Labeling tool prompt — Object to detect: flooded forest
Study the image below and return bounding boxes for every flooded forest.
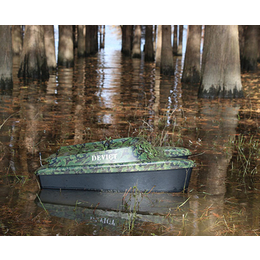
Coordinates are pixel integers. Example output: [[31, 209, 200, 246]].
[[1, 25, 260, 239]]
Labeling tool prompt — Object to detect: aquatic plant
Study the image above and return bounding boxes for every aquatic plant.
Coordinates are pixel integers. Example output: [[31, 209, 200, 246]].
[[231, 134, 259, 176], [122, 186, 142, 235]]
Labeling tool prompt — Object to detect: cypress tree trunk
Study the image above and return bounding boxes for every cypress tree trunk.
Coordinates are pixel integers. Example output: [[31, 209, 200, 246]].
[[0, 25, 13, 89], [18, 25, 49, 81], [241, 25, 258, 72], [93, 25, 98, 53], [155, 25, 162, 67], [77, 25, 85, 57], [58, 25, 74, 67], [182, 25, 202, 83], [12, 25, 23, 56], [153, 25, 157, 52], [238, 25, 245, 62], [257, 26, 260, 62], [161, 25, 174, 75], [177, 25, 183, 56], [144, 25, 154, 61], [132, 25, 141, 58], [121, 25, 132, 56], [172, 25, 178, 55], [85, 25, 91, 56], [100, 25, 105, 49], [86, 26, 98, 55], [199, 25, 243, 98], [44, 25, 56, 71]]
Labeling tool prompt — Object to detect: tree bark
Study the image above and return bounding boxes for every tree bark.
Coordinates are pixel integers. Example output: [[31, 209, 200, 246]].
[[199, 25, 243, 98], [177, 25, 183, 56], [0, 25, 13, 89], [257, 26, 260, 62], [182, 25, 202, 83], [77, 25, 85, 57], [241, 25, 258, 72], [86, 25, 98, 56], [238, 25, 245, 62], [121, 25, 132, 56], [131, 25, 141, 58], [172, 25, 178, 55], [12, 25, 23, 56], [44, 25, 56, 71], [18, 25, 49, 81], [85, 25, 91, 56], [144, 25, 154, 62], [161, 25, 174, 75], [58, 25, 74, 67], [92, 25, 98, 54], [155, 25, 162, 67]]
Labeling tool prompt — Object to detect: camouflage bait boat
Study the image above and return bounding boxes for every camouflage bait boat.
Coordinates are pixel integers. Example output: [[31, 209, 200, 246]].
[[36, 137, 194, 192]]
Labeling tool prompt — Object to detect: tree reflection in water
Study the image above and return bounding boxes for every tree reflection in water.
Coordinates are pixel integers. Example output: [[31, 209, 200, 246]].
[[0, 44, 260, 236]]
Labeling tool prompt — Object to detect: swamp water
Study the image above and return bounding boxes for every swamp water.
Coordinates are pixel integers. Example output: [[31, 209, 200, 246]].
[[1, 46, 260, 236]]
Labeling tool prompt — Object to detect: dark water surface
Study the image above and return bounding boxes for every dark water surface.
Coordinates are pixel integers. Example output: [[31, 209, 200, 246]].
[[1, 44, 260, 236]]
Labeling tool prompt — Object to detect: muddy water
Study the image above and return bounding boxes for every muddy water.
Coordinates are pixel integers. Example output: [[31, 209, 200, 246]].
[[1, 45, 260, 236]]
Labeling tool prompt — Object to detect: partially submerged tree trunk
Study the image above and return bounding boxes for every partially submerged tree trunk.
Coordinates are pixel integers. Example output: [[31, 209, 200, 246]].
[[199, 25, 243, 98], [182, 25, 202, 83], [121, 25, 132, 56], [161, 25, 174, 75], [144, 25, 154, 61], [155, 25, 162, 67], [44, 25, 56, 71], [131, 25, 141, 58], [18, 25, 49, 81], [241, 25, 258, 72], [172, 25, 178, 55], [0, 25, 13, 89], [77, 25, 85, 57], [177, 25, 183, 56], [58, 25, 74, 67], [258, 26, 260, 62], [86, 25, 98, 56], [99, 25, 105, 49], [93, 25, 98, 54], [238, 25, 245, 62], [12, 25, 23, 56]]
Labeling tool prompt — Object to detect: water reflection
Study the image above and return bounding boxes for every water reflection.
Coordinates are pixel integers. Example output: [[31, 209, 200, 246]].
[[1, 45, 260, 236]]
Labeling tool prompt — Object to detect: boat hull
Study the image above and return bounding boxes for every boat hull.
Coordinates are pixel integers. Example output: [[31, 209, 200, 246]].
[[38, 168, 192, 192]]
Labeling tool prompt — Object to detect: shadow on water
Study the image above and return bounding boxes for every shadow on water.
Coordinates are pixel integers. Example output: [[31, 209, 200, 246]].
[[1, 46, 260, 236]]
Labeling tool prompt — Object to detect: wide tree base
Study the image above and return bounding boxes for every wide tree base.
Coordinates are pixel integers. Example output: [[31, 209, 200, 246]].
[[160, 66, 174, 75], [0, 78, 13, 93], [57, 60, 74, 68], [18, 64, 49, 82], [181, 68, 200, 84], [241, 57, 257, 72], [198, 85, 244, 99]]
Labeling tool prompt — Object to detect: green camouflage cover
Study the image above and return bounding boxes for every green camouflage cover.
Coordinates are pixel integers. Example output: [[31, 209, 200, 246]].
[[36, 137, 194, 176]]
